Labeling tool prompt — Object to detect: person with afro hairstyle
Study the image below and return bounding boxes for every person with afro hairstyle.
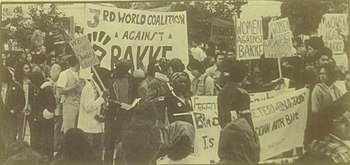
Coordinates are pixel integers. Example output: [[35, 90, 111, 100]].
[[51, 128, 100, 165], [120, 121, 161, 165]]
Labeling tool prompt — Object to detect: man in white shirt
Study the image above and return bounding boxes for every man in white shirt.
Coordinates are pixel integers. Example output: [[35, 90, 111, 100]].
[[206, 52, 226, 95], [57, 55, 85, 133]]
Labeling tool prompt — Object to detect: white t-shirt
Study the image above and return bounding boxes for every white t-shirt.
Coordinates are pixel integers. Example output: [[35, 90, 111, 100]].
[[57, 68, 79, 88]]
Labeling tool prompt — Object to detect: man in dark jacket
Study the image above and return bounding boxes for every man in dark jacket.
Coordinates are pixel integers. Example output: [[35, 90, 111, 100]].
[[0, 64, 25, 148], [217, 59, 254, 129], [28, 71, 56, 160]]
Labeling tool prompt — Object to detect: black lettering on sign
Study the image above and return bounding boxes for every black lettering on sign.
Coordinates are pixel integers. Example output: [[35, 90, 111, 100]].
[[87, 9, 100, 28]]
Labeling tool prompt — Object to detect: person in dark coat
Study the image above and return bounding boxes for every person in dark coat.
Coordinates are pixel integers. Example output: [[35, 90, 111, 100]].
[[218, 119, 260, 164], [28, 71, 56, 160], [104, 59, 137, 165], [0, 64, 25, 149], [165, 72, 193, 124], [217, 59, 254, 129]]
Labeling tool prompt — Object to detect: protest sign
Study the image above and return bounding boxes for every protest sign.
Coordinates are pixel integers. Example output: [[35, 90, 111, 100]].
[[318, 14, 348, 54], [191, 111, 220, 163], [69, 35, 100, 69], [191, 87, 308, 161], [83, 4, 188, 71], [249, 88, 295, 104], [236, 17, 263, 60], [251, 88, 309, 160], [209, 18, 235, 51], [264, 18, 294, 58]]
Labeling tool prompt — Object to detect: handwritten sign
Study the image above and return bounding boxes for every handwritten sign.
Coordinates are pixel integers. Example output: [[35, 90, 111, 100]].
[[236, 17, 263, 60], [69, 35, 100, 69]]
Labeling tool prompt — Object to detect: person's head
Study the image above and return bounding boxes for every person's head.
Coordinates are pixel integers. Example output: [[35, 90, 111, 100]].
[[5, 56, 17, 69], [187, 59, 205, 78], [114, 59, 132, 77], [46, 55, 56, 66], [4, 141, 31, 159], [215, 52, 226, 67], [305, 37, 325, 56], [316, 100, 350, 140], [61, 128, 97, 161], [292, 37, 302, 48], [92, 67, 110, 89], [121, 121, 161, 165], [49, 64, 61, 82], [318, 64, 337, 86], [26, 54, 32, 63], [191, 40, 199, 47], [67, 55, 80, 71], [14, 62, 32, 82], [75, 26, 82, 34], [228, 60, 248, 83], [315, 47, 332, 67], [155, 58, 173, 77], [166, 121, 195, 161], [4, 149, 42, 165], [0, 64, 13, 83], [30, 70, 45, 88], [170, 72, 189, 94], [170, 58, 185, 72], [132, 101, 159, 125], [31, 54, 46, 65], [218, 119, 260, 164]]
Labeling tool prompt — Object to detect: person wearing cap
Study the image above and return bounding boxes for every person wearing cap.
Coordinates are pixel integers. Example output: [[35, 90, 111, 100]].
[[145, 58, 173, 101], [57, 55, 85, 133], [165, 72, 193, 124], [104, 59, 136, 164]]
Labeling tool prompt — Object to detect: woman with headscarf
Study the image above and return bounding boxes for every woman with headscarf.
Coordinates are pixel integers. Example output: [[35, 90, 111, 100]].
[[145, 58, 173, 101], [165, 72, 193, 124], [158, 121, 209, 164]]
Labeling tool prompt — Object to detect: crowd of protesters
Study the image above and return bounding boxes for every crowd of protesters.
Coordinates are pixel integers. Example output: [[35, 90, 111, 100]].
[[0, 32, 349, 165]]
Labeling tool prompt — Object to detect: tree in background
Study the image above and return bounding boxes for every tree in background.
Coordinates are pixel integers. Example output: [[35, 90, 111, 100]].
[[6, 3, 67, 52], [280, 0, 328, 36]]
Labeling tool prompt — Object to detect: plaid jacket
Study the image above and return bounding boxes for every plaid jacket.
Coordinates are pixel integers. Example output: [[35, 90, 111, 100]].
[[306, 134, 350, 163]]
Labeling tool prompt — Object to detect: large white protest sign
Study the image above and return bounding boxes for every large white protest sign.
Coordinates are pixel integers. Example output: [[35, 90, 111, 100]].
[[251, 88, 309, 160], [190, 88, 308, 161], [69, 35, 100, 69], [236, 17, 263, 60], [264, 18, 294, 58], [318, 14, 348, 54], [249, 88, 295, 104], [83, 4, 188, 71]]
